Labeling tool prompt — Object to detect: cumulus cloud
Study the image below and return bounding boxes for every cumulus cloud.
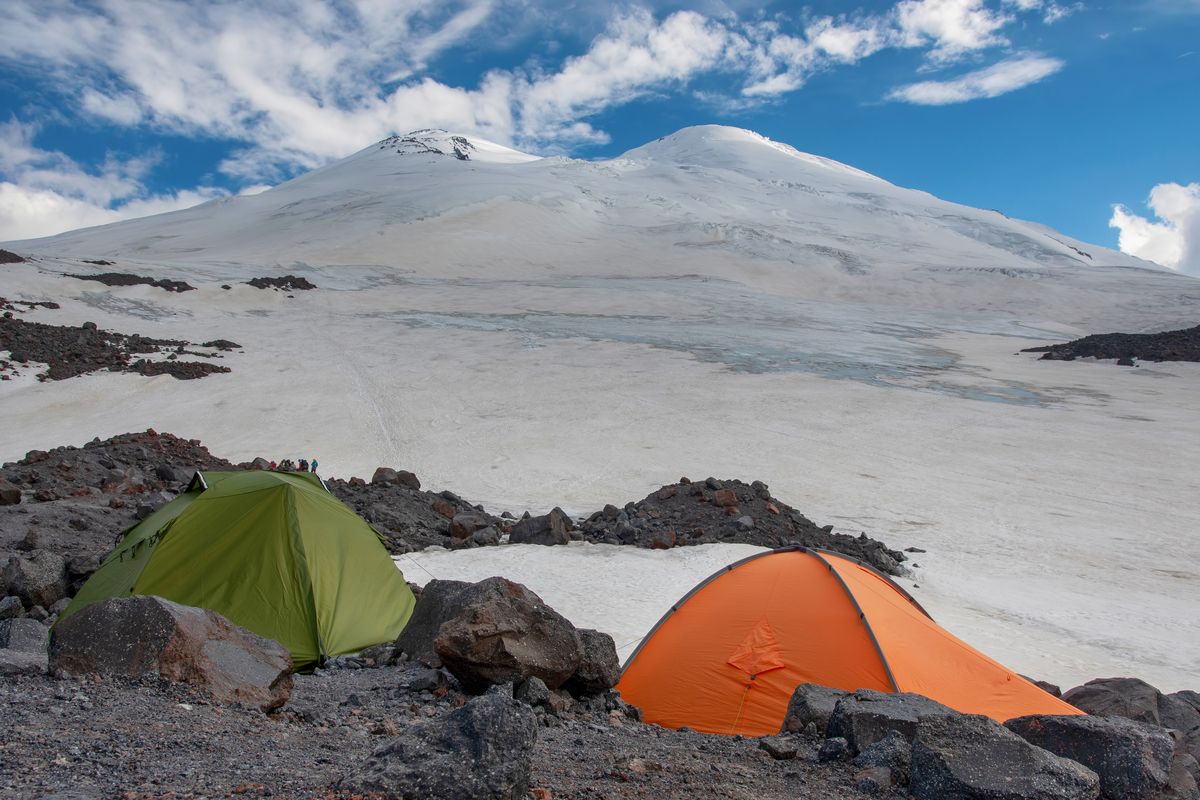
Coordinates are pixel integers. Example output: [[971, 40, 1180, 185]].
[[1110, 183, 1200, 276], [0, 0, 1071, 239], [0, 119, 223, 240], [886, 52, 1064, 103]]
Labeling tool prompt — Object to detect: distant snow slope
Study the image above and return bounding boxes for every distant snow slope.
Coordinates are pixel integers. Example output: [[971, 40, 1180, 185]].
[[3, 126, 1199, 694], [5, 125, 1188, 330]]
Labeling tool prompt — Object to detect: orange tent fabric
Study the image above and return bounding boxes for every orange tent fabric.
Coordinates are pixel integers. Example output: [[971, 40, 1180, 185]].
[[615, 547, 1081, 737]]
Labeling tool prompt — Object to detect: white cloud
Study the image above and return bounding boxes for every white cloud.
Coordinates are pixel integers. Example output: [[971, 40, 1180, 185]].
[[886, 52, 1064, 103], [1110, 183, 1200, 276], [0, 1, 1073, 238], [0, 119, 222, 241], [894, 0, 1012, 64]]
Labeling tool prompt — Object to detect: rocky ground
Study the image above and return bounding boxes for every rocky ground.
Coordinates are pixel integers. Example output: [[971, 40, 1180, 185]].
[[0, 303, 236, 382], [0, 660, 864, 800], [1022, 324, 1200, 363]]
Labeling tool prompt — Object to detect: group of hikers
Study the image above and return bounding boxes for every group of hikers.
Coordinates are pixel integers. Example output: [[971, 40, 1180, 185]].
[[267, 458, 318, 473]]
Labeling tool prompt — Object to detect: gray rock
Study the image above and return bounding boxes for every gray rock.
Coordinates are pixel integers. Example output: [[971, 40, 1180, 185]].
[[912, 714, 1100, 800], [515, 675, 552, 709], [338, 688, 538, 800], [0, 595, 24, 619], [1160, 693, 1200, 733], [251, 457, 271, 470], [394, 579, 474, 661], [50, 595, 293, 713], [509, 507, 572, 546], [470, 526, 500, 546], [1063, 678, 1162, 727], [434, 577, 583, 694], [758, 735, 800, 760], [819, 737, 852, 762], [0, 648, 46, 675], [734, 515, 754, 531], [826, 688, 959, 755], [780, 683, 850, 735], [358, 642, 396, 666], [371, 467, 399, 485], [0, 486, 20, 505], [27, 604, 48, 622], [561, 628, 620, 697], [1006, 713, 1173, 800], [1184, 729, 1200, 777], [1166, 752, 1200, 800], [409, 668, 449, 693], [0, 617, 49, 653], [3, 550, 68, 609], [855, 730, 913, 786], [855, 765, 895, 794]]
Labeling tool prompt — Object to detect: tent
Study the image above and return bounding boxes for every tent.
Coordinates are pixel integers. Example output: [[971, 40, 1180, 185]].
[[59, 470, 416, 670], [615, 546, 1081, 737]]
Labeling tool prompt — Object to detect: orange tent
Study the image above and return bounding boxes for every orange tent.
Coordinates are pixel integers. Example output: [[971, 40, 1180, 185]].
[[615, 546, 1081, 737]]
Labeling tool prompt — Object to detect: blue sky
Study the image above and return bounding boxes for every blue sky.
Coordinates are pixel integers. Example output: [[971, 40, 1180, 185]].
[[1, 0, 1197, 274]]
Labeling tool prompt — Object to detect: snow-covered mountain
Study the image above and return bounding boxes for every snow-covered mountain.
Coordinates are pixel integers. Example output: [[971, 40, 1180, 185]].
[[3, 126, 1200, 694], [7, 125, 1191, 330]]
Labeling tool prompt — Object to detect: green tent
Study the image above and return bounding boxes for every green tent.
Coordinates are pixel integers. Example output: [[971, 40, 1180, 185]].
[[59, 470, 416, 670]]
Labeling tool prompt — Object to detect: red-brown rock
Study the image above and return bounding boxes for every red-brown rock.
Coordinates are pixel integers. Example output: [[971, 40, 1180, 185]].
[[713, 488, 737, 507]]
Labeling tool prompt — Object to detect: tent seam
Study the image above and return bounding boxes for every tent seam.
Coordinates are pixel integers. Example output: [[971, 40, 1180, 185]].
[[809, 550, 901, 693]]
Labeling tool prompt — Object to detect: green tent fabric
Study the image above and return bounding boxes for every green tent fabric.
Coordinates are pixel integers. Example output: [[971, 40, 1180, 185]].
[[59, 470, 416, 670]]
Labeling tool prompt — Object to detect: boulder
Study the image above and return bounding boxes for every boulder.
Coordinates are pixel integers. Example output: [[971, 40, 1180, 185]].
[[371, 467, 400, 485], [66, 553, 103, 595], [50, 595, 293, 713], [393, 579, 474, 661], [912, 714, 1100, 800], [855, 730, 913, 786], [251, 457, 271, 470], [819, 737, 853, 762], [0, 595, 24, 619], [338, 686, 538, 800], [3, 550, 68, 609], [826, 688, 959, 755], [450, 514, 486, 540], [434, 578, 584, 694], [0, 617, 49, 653], [397, 470, 421, 490], [1166, 753, 1200, 800], [561, 628, 620, 697], [509, 507, 572, 546], [0, 487, 20, 505], [1006, 714, 1174, 800], [1063, 678, 1162, 727], [0, 649, 46, 675], [713, 488, 737, 507], [780, 683, 849, 735], [1159, 692, 1200, 733]]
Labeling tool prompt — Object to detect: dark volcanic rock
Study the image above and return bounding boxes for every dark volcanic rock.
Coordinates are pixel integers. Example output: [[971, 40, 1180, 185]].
[[577, 478, 908, 574], [338, 687, 538, 800], [561, 628, 620, 696], [393, 579, 473, 661], [1062, 678, 1162, 726], [51, 595, 294, 713], [3, 549, 68, 609], [434, 578, 584, 694], [0, 617, 49, 653], [509, 507, 572, 546], [1022, 325, 1200, 363], [1158, 691, 1200, 733], [781, 683, 850, 735], [855, 730, 913, 787], [0, 315, 233, 381], [1005, 714, 1174, 800], [247, 275, 317, 291], [827, 688, 959, 755], [912, 713, 1100, 800], [68, 272, 195, 293], [0, 248, 26, 263]]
